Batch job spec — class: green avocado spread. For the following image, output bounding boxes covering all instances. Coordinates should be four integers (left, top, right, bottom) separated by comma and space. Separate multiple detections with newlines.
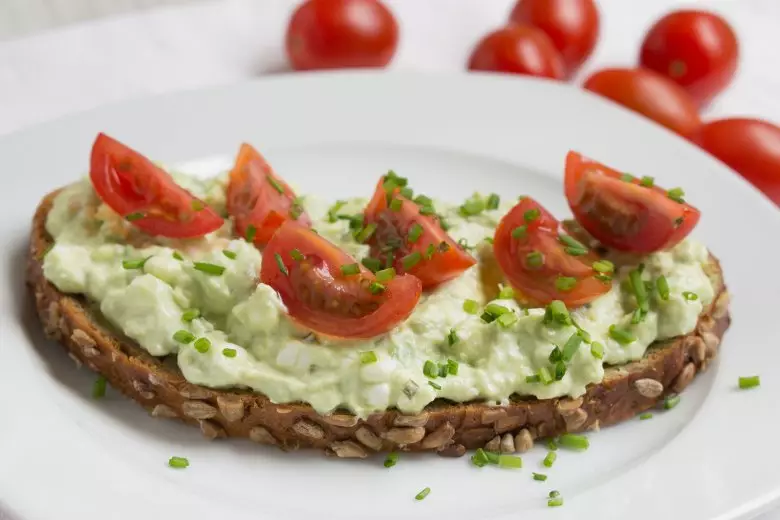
42, 168, 715, 419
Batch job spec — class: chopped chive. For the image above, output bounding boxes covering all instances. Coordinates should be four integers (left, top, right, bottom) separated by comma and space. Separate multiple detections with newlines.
549, 490, 561, 498
193, 337, 211, 353
400, 187, 414, 200
290, 249, 305, 262
438, 218, 451, 231
360, 351, 378, 365
181, 308, 200, 322
267, 175, 285, 194
682, 291, 698, 301
559, 235, 586, 250
498, 454, 523, 469
327, 201, 346, 222
289, 203, 304, 220
484, 451, 500, 464
459, 195, 486, 216
172, 251, 184, 261
667, 187, 685, 203
533, 473, 548, 481
245, 224, 257, 243
609, 325, 636, 345
739, 376, 760, 389
222, 347, 237, 358
498, 285, 515, 299
526, 250, 544, 269
92, 376, 107, 399
168, 456, 190, 469
428, 381, 442, 390
122, 256, 151, 270
590, 341, 604, 360
554, 361, 567, 381
546, 439, 558, 451
457, 238, 473, 251
487, 193, 500, 210
620, 173, 635, 182
524, 208, 541, 223
543, 451, 557, 467
424, 243, 435, 260
555, 276, 577, 292
423, 360, 438, 378
538, 366, 553, 385
561, 333, 583, 362
640, 175, 655, 187
558, 433, 589, 450
525, 374, 540, 383
592, 259, 614, 273
384, 452, 399, 468
403, 380, 419, 399
193, 262, 226, 276
402, 251, 422, 270
480, 311, 497, 324
639, 412, 653, 420
497, 312, 518, 328
595, 273, 613, 284
471, 448, 490, 467
549, 346, 563, 363
191, 199, 205, 211
125, 212, 145, 221
361, 257, 381, 272
629, 268, 649, 313
223, 250, 237, 260
447, 329, 459, 346
548, 497, 564, 508
385, 251, 395, 269
664, 394, 681, 409
173, 330, 195, 344
463, 299, 480, 315
369, 282, 386, 295
375, 267, 396, 283
407, 223, 423, 244
355, 223, 377, 243
414, 194, 433, 207
389, 198, 403, 211
512, 225, 528, 240
565, 247, 588, 256
631, 308, 645, 324
415, 487, 431, 501
545, 300, 571, 327
485, 303, 510, 317
340, 263, 360, 276
447, 359, 459, 375
656, 276, 670, 301
419, 205, 436, 216
270, 253, 286, 276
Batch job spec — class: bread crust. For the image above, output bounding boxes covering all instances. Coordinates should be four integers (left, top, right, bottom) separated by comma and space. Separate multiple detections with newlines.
26, 190, 731, 458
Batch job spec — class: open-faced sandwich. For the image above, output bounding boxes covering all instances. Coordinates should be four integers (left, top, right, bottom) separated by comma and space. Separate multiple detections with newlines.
27, 133, 730, 459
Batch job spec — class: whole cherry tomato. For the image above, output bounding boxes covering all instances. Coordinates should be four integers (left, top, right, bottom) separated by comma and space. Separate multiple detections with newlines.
468, 25, 565, 80
583, 68, 702, 139
285, 0, 398, 70
509, 0, 599, 76
693, 118, 780, 205
640, 10, 738, 107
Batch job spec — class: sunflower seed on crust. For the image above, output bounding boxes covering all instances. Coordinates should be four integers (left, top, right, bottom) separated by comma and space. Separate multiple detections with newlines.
330, 440, 367, 458
384, 427, 425, 445
485, 435, 501, 452
481, 408, 507, 425
249, 426, 277, 445
437, 444, 466, 457
421, 422, 455, 449
672, 362, 696, 393
701, 332, 720, 358
494, 415, 524, 434
355, 427, 383, 451
393, 412, 429, 427
634, 378, 664, 399
151, 404, 178, 418
131, 379, 155, 400
182, 401, 218, 420
179, 386, 214, 399
685, 336, 706, 364
514, 428, 534, 453
500, 433, 515, 453
199, 419, 225, 440
292, 419, 325, 440
322, 414, 359, 428
217, 396, 245, 423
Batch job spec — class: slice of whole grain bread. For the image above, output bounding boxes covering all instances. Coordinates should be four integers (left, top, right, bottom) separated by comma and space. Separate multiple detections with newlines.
26, 190, 731, 459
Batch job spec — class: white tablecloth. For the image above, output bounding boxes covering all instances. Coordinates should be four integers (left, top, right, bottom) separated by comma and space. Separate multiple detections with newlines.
0, 0, 778, 518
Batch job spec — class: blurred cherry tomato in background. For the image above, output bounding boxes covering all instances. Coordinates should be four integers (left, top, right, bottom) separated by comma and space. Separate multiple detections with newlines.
468, 25, 565, 79
286, 0, 398, 70
583, 68, 701, 138
640, 10, 738, 107
693, 118, 780, 205
509, 0, 599, 77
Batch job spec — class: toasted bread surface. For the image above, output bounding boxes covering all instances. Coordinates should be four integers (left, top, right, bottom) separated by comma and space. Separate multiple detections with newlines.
27, 190, 731, 458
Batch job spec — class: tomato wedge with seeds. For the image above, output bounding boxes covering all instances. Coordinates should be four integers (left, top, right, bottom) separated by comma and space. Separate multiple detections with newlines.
363, 176, 476, 289
226, 144, 311, 247
90, 133, 223, 238
564, 151, 700, 253
261, 221, 422, 339
493, 197, 610, 307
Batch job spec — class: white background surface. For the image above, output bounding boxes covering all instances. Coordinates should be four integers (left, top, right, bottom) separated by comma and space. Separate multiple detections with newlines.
0, 1, 778, 519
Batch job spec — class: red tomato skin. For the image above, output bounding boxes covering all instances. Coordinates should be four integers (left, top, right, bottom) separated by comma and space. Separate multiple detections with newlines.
564, 151, 700, 253
492, 197, 610, 307
226, 144, 311, 247
261, 221, 421, 339
583, 68, 702, 139
509, 0, 599, 76
693, 118, 780, 205
640, 10, 738, 107
468, 25, 565, 80
285, 0, 398, 70
89, 133, 223, 239
364, 178, 476, 290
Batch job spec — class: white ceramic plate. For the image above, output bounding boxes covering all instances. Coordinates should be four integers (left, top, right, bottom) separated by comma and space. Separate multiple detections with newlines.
0, 72, 776, 520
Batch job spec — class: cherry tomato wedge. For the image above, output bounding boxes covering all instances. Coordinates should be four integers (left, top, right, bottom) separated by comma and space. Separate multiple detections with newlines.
363, 176, 476, 289
261, 221, 422, 339
226, 144, 311, 247
89, 133, 223, 238
493, 197, 610, 307
564, 151, 700, 253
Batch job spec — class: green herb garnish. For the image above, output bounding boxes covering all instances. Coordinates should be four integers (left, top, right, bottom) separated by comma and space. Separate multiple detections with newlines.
194, 337, 211, 353
193, 262, 226, 276
168, 456, 189, 469
360, 351, 378, 365
173, 330, 195, 344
